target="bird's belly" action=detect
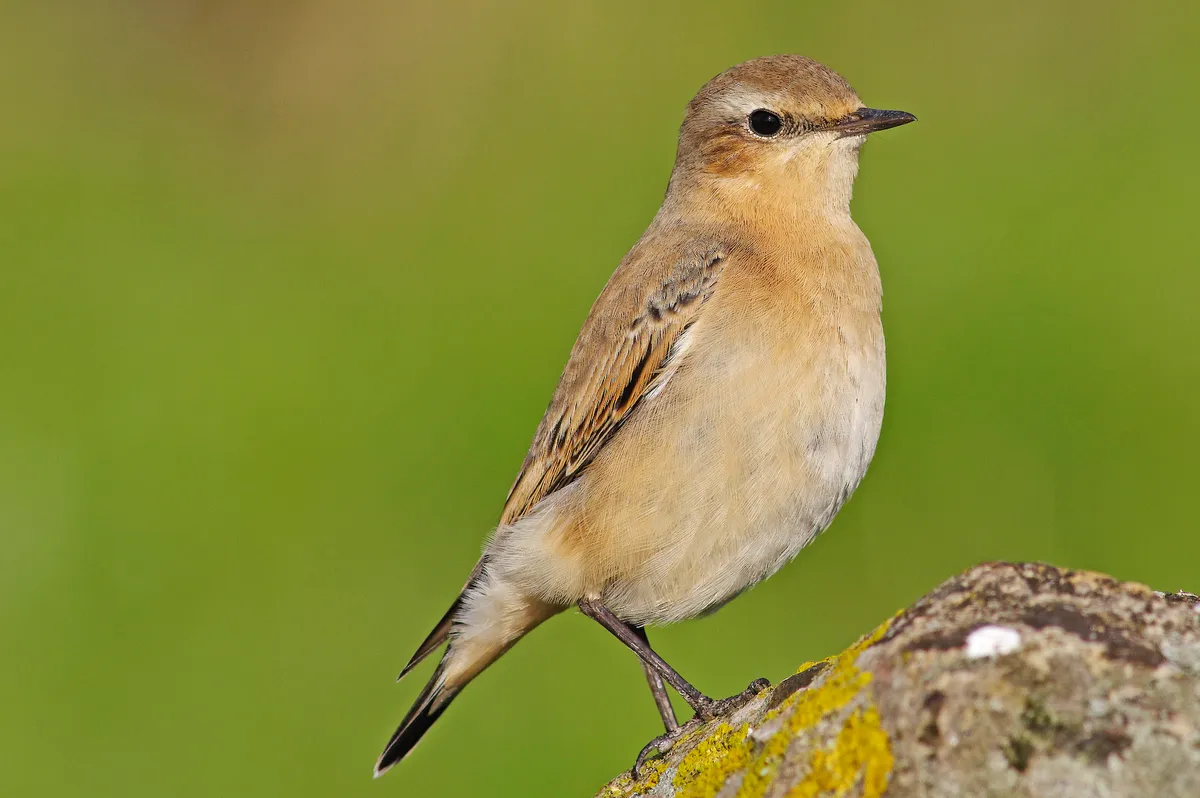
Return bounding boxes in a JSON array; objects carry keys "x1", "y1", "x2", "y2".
[{"x1": 580, "y1": 313, "x2": 886, "y2": 625}]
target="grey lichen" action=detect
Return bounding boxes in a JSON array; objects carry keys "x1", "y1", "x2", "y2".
[{"x1": 596, "y1": 562, "x2": 1200, "y2": 798}]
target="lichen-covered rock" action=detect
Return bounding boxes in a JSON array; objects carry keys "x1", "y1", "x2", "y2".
[{"x1": 596, "y1": 562, "x2": 1200, "y2": 798}]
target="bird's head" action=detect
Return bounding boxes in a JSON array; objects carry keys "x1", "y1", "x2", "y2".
[{"x1": 670, "y1": 55, "x2": 914, "y2": 214}]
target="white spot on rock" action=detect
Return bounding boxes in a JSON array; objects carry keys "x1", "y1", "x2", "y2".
[{"x1": 965, "y1": 625, "x2": 1023, "y2": 659}]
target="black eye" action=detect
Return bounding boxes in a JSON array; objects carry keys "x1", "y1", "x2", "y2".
[{"x1": 748, "y1": 109, "x2": 783, "y2": 137}]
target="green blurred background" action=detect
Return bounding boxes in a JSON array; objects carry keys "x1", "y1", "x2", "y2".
[{"x1": 3, "y1": 1, "x2": 1198, "y2": 795}]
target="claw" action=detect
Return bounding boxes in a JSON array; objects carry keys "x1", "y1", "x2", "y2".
[
  {"x1": 632, "y1": 718, "x2": 698, "y2": 777},
  {"x1": 696, "y1": 677, "x2": 772, "y2": 721},
  {"x1": 629, "y1": 679, "x2": 772, "y2": 777}
]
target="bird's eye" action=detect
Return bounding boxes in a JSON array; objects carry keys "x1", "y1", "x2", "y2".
[{"x1": 748, "y1": 109, "x2": 783, "y2": 137}]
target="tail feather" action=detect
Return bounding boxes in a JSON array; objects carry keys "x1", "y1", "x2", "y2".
[
  {"x1": 376, "y1": 572, "x2": 559, "y2": 776},
  {"x1": 374, "y1": 661, "x2": 460, "y2": 777},
  {"x1": 397, "y1": 596, "x2": 461, "y2": 681},
  {"x1": 398, "y1": 562, "x2": 487, "y2": 681}
]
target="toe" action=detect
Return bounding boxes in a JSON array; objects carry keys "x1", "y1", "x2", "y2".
[{"x1": 633, "y1": 730, "x2": 676, "y2": 776}]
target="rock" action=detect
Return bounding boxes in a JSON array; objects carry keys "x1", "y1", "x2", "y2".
[{"x1": 595, "y1": 562, "x2": 1200, "y2": 798}]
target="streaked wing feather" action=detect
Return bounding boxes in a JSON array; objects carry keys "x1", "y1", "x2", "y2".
[
  {"x1": 499, "y1": 242, "x2": 727, "y2": 527},
  {"x1": 394, "y1": 240, "x2": 727, "y2": 678}
]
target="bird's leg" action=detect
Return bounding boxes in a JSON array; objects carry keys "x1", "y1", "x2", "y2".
[
  {"x1": 632, "y1": 625, "x2": 679, "y2": 733},
  {"x1": 579, "y1": 599, "x2": 701, "y2": 774},
  {"x1": 579, "y1": 598, "x2": 770, "y2": 775},
  {"x1": 578, "y1": 598, "x2": 713, "y2": 715}
]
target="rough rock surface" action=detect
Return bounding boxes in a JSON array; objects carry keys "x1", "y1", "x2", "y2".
[{"x1": 596, "y1": 562, "x2": 1200, "y2": 798}]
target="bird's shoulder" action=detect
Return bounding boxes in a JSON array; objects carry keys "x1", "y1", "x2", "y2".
[{"x1": 498, "y1": 220, "x2": 737, "y2": 527}]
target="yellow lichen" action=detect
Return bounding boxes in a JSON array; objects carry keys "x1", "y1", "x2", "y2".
[
  {"x1": 736, "y1": 618, "x2": 895, "y2": 797},
  {"x1": 611, "y1": 618, "x2": 897, "y2": 798},
  {"x1": 598, "y1": 750, "x2": 670, "y2": 798},
  {"x1": 632, "y1": 755, "x2": 669, "y2": 793},
  {"x1": 788, "y1": 707, "x2": 893, "y2": 798},
  {"x1": 597, "y1": 779, "x2": 629, "y2": 798},
  {"x1": 672, "y1": 722, "x2": 753, "y2": 798}
]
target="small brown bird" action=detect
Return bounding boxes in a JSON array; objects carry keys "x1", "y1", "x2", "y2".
[{"x1": 375, "y1": 54, "x2": 914, "y2": 776}]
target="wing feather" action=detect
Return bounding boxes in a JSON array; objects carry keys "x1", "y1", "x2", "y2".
[
  {"x1": 499, "y1": 240, "x2": 728, "y2": 527},
  {"x1": 396, "y1": 238, "x2": 728, "y2": 677}
]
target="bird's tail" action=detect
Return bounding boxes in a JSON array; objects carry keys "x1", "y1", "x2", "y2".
[
  {"x1": 373, "y1": 657, "x2": 458, "y2": 777},
  {"x1": 374, "y1": 572, "x2": 558, "y2": 777}
]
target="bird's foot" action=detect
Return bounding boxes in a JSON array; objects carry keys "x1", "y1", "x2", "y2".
[
  {"x1": 632, "y1": 719, "x2": 697, "y2": 778},
  {"x1": 630, "y1": 678, "x2": 771, "y2": 778},
  {"x1": 695, "y1": 677, "x2": 772, "y2": 721}
]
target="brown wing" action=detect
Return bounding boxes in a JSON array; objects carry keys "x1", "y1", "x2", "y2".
[
  {"x1": 499, "y1": 238, "x2": 728, "y2": 527},
  {"x1": 397, "y1": 236, "x2": 728, "y2": 680}
]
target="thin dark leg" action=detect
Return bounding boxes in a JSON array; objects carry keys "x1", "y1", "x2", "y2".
[
  {"x1": 632, "y1": 625, "x2": 679, "y2": 733},
  {"x1": 580, "y1": 598, "x2": 772, "y2": 777},
  {"x1": 578, "y1": 598, "x2": 713, "y2": 715}
]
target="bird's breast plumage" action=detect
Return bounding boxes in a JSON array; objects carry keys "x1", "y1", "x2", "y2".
[{"x1": 494, "y1": 229, "x2": 886, "y2": 626}]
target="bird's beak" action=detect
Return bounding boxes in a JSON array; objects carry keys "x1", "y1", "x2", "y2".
[{"x1": 829, "y1": 108, "x2": 917, "y2": 136}]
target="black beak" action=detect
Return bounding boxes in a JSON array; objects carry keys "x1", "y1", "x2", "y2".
[{"x1": 829, "y1": 107, "x2": 917, "y2": 136}]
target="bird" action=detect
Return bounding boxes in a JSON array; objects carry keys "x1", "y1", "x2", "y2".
[{"x1": 374, "y1": 54, "x2": 915, "y2": 777}]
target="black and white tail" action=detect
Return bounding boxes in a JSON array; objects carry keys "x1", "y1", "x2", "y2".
[
  {"x1": 374, "y1": 573, "x2": 557, "y2": 776},
  {"x1": 373, "y1": 656, "x2": 460, "y2": 776}
]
